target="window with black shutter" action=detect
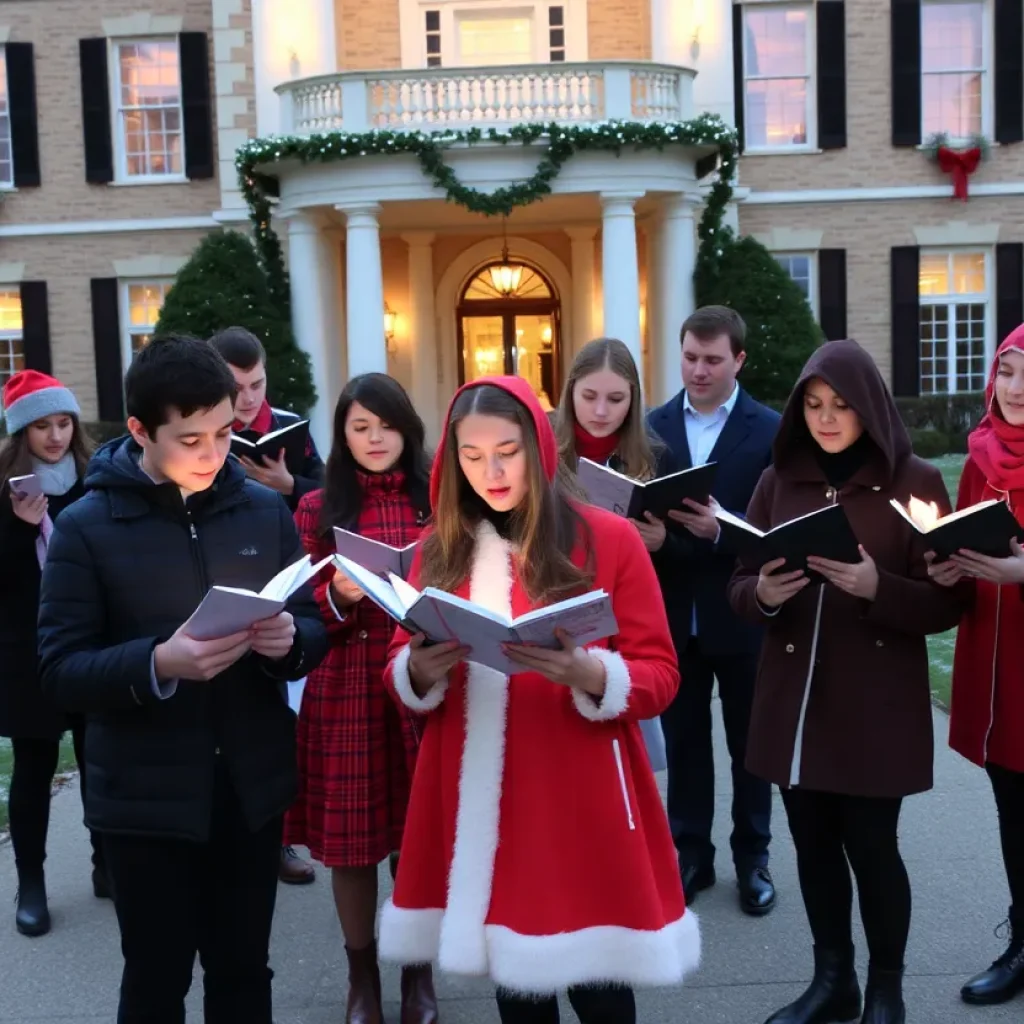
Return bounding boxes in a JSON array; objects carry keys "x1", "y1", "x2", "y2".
[
  {"x1": 548, "y1": 7, "x2": 566, "y2": 62},
  {"x1": 994, "y1": 0, "x2": 1023, "y2": 144},
  {"x1": 891, "y1": 0, "x2": 921, "y2": 147},
  {"x1": 891, "y1": 247, "x2": 922, "y2": 397},
  {"x1": 731, "y1": 4, "x2": 745, "y2": 152},
  {"x1": 816, "y1": 2, "x2": 846, "y2": 150},
  {"x1": 91, "y1": 278, "x2": 125, "y2": 424},
  {"x1": 425, "y1": 11, "x2": 442, "y2": 67},
  {"x1": 5, "y1": 44, "x2": 41, "y2": 188},
  {"x1": 996, "y1": 243, "x2": 1024, "y2": 346},
  {"x1": 79, "y1": 39, "x2": 114, "y2": 184},
  {"x1": 818, "y1": 250, "x2": 848, "y2": 341},
  {"x1": 19, "y1": 281, "x2": 51, "y2": 375},
  {"x1": 179, "y1": 33, "x2": 214, "y2": 180}
]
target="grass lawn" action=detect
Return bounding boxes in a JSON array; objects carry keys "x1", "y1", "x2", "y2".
[{"x1": 0, "y1": 735, "x2": 78, "y2": 833}]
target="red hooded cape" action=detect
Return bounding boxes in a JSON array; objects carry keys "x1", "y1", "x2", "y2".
[{"x1": 377, "y1": 376, "x2": 696, "y2": 994}]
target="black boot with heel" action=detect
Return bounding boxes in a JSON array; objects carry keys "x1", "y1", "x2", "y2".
[
  {"x1": 860, "y1": 965, "x2": 905, "y2": 1024},
  {"x1": 14, "y1": 864, "x2": 50, "y2": 937},
  {"x1": 764, "y1": 946, "x2": 862, "y2": 1024}
]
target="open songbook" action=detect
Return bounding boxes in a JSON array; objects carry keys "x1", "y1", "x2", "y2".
[
  {"x1": 333, "y1": 553, "x2": 620, "y2": 675},
  {"x1": 182, "y1": 553, "x2": 332, "y2": 641},
  {"x1": 334, "y1": 527, "x2": 418, "y2": 579},
  {"x1": 577, "y1": 458, "x2": 717, "y2": 519},
  {"x1": 230, "y1": 419, "x2": 310, "y2": 474},
  {"x1": 890, "y1": 496, "x2": 1024, "y2": 561},
  {"x1": 716, "y1": 504, "x2": 861, "y2": 577}
]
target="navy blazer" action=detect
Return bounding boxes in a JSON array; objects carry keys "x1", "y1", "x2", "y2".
[{"x1": 647, "y1": 387, "x2": 780, "y2": 658}]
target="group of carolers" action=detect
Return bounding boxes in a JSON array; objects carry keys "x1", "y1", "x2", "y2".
[{"x1": 0, "y1": 306, "x2": 1022, "y2": 1024}]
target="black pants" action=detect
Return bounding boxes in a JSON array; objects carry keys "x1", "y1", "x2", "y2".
[
  {"x1": 781, "y1": 788, "x2": 910, "y2": 970},
  {"x1": 8, "y1": 718, "x2": 104, "y2": 872},
  {"x1": 660, "y1": 638, "x2": 772, "y2": 870},
  {"x1": 987, "y1": 762, "x2": 1024, "y2": 927},
  {"x1": 102, "y1": 764, "x2": 283, "y2": 1024},
  {"x1": 496, "y1": 985, "x2": 636, "y2": 1023}
]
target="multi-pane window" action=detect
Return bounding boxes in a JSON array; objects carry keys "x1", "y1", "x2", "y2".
[
  {"x1": 548, "y1": 7, "x2": 566, "y2": 61},
  {"x1": 0, "y1": 288, "x2": 24, "y2": 387},
  {"x1": 775, "y1": 253, "x2": 815, "y2": 313},
  {"x1": 918, "y1": 251, "x2": 989, "y2": 395},
  {"x1": 921, "y1": 1, "x2": 985, "y2": 139},
  {"x1": 113, "y1": 40, "x2": 184, "y2": 180},
  {"x1": 122, "y1": 280, "x2": 172, "y2": 366},
  {"x1": 743, "y1": 5, "x2": 813, "y2": 149},
  {"x1": 425, "y1": 10, "x2": 442, "y2": 67},
  {"x1": 0, "y1": 49, "x2": 12, "y2": 188},
  {"x1": 456, "y1": 13, "x2": 534, "y2": 66}
]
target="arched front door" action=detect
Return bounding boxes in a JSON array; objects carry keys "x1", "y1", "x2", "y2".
[{"x1": 456, "y1": 262, "x2": 561, "y2": 411}]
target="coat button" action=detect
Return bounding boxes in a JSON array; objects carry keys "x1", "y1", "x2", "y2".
[
  {"x1": 825, "y1": 487, "x2": 836, "y2": 501},
  {"x1": 876, "y1": 639, "x2": 884, "y2": 647},
  {"x1": 358, "y1": 630, "x2": 368, "y2": 640},
  {"x1": 785, "y1": 643, "x2": 795, "y2": 653}
]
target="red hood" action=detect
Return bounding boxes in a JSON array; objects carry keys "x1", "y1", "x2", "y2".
[
  {"x1": 429, "y1": 375, "x2": 558, "y2": 510},
  {"x1": 984, "y1": 324, "x2": 1024, "y2": 420}
]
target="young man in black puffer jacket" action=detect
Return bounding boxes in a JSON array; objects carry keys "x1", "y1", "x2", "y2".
[{"x1": 37, "y1": 335, "x2": 328, "y2": 1024}]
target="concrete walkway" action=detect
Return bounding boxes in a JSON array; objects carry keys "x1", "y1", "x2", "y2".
[{"x1": 0, "y1": 706, "x2": 1017, "y2": 1023}]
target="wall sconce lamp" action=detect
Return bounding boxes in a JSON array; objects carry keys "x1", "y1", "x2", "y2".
[{"x1": 384, "y1": 302, "x2": 397, "y2": 351}]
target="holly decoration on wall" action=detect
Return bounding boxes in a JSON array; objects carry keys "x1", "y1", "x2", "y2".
[
  {"x1": 925, "y1": 132, "x2": 990, "y2": 201},
  {"x1": 235, "y1": 116, "x2": 739, "y2": 321}
]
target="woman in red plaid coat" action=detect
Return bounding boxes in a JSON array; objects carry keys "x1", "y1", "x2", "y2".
[{"x1": 285, "y1": 373, "x2": 434, "y2": 1024}]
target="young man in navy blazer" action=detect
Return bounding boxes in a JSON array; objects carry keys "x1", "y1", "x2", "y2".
[{"x1": 647, "y1": 305, "x2": 781, "y2": 915}]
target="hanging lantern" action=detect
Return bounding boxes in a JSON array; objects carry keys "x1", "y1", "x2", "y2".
[{"x1": 488, "y1": 242, "x2": 523, "y2": 297}]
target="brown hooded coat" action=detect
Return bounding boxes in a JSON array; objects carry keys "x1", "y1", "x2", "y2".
[{"x1": 727, "y1": 340, "x2": 964, "y2": 798}]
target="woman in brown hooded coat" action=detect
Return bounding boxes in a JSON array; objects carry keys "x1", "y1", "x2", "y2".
[{"x1": 728, "y1": 340, "x2": 964, "y2": 1024}]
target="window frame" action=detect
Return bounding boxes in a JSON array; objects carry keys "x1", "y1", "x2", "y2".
[
  {"x1": 741, "y1": 0, "x2": 818, "y2": 153},
  {"x1": 917, "y1": 247, "x2": 994, "y2": 395},
  {"x1": 108, "y1": 37, "x2": 187, "y2": 185},
  {"x1": 919, "y1": 0, "x2": 993, "y2": 144},
  {"x1": 0, "y1": 285, "x2": 24, "y2": 387},
  {"x1": 119, "y1": 278, "x2": 173, "y2": 371},
  {"x1": 774, "y1": 251, "x2": 819, "y2": 319},
  {"x1": 0, "y1": 47, "x2": 12, "y2": 189}
]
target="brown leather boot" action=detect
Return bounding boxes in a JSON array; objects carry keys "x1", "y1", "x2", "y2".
[
  {"x1": 401, "y1": 964, "x2": 439, "y2": 1024},
  {"x1": 279, "y1": 845, "x2": 316, "y2": 885},
  {"x1": 345, "y1": 941, "x2": 383, "y2": 1024}
]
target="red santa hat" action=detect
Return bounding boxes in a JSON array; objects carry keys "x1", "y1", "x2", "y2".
[{"x1": 2, "y1": 369, "x2": 81, "y2": 436}]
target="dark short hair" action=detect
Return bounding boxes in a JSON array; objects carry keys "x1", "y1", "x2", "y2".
[
  {"x1": 208, "y1": 326, "x2": 266, "y2": 371},
  {"x1": 126, "y1": 334, "x2": 238, "y2": 436},
  {"x1": 680, "y1": 305, "x2": 747, "y2": 357}
]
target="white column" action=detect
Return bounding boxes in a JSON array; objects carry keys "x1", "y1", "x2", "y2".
[
  {"x1": 644, "y1": 219, "x2": 662, "y2": 397},
  {"x1": 403, "y1": 232, "x2": 440, "y2": 443},
  {"x1": 600, "y1": 192, "x2": 644, "y2": 370},
  {"x1": 338, "y1": 203, "x2": 387, "y2": 378},
  {"x1": 566, "y1": 226, "x2": 597, "y2": 355},
  {"x1": 650, "y1": 0, "x2": 689, "y2": 64},
  {"x1": 319, "y1": 227, "x2": 346, "y2": 423},
  {"x1": 653, "y1": 194, "x2": 697, "y2": 406},
  {"x1": 286, "y1": 211, "x2": 332, "y2": 453}
]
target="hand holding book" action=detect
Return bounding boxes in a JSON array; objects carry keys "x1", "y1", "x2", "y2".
[
  {"x1": 943, "y1": 538, "x2": 1024, "y2": 586},
  {"x1": 755, "y1": 558, "x2": 810, "y2": 609},
  {"x1": 807, "y1": 545, "x2": 879, "y2": 600},
  {"x1": 503, "y1": 627, "x2": 608, "y2": 697}
]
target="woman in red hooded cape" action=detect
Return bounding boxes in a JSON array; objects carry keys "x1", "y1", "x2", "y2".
[
  {"x1": 378, "y1": 376, "x2": 698, "y2": 1022},
  {"x1": 931, "y1": 326, "x2": 1024, "y2": 1007}
]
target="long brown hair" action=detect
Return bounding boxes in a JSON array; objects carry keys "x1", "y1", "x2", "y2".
[
  {"x1": 0, "y1": 419, "x2": 95, "y2": 493},
  {"x1": 418, "y1": 384, "x2": 593, "y2": 604},
  {"x1": 556, "y1": 337, "x2": 661, "y2": 480}
]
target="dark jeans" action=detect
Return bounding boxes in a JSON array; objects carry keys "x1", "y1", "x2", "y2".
[
  {"x1": 987, "y1": 762, "x2": 1024, "y2": 926},
  {"x1": 660, "y1": 638, "x2": 772, "y2": 871},
  {"x1": 102, "y1": 763, "x2": 283, "y2": 1024},
  {"x1": 496, "y1": 985, "x2": 636, "y2": 1023},
  {"x1": 781, "y1": 788, "x2": 911, "y2": 970},
  {"x1": 8, "y1": 718, "x2": 104, "y2": 872}
]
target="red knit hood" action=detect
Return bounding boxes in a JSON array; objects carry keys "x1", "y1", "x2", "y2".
[{"x1": 430, "y1": 375, "x2": 558, "y2": 510}]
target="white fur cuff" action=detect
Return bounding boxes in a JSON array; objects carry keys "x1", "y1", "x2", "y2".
[
  {"x1": 391, "y1": 643, "x2": 448, "y2": 712},
  {"x1": 571, "y1": 647, "x2": 631, "y2": 721}
]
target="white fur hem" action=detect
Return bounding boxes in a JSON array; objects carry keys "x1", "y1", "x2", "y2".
[
  {"x1": 571, "y1": 647, "x2": 631, "y2": 721},
  {"x1": 378, "y1": 900, "x2": 443, "y2": 965},
  {"x1": 391, "y1": 643, "x2": 448, "y2": 712}
]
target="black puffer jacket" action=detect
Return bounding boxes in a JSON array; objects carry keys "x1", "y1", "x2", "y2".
[{"x1": 37, "y1": 437, "x2": 328, "y2": 841}]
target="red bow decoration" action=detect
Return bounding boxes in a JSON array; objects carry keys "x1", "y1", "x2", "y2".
[{"x1": 937, "y1": 145, "x2": 982, "y2": 201}]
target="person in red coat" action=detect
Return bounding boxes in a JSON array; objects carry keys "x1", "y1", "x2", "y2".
[
  {"x1": 378, "y1": 375, "x2": 698, "y2": 1023},
  {"x1": 284, "y1": 373, "x2": 435, "y2": 1024},
  {"x1": 929, "y1": 327, "x2": 1024, "y2": 1007}
]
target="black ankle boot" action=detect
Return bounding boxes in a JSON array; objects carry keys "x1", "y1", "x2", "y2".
[
  {"x1": 860, "y1": 965, "x2": 905, "y2": 1023},
  {"x1": 961, "y1": 911, "x2": 1024, "y2": 1005},
  {"x1": 764, "y1": 946, "x2": 862, "y2": 1024},
  {"x1": 14, "y1": 865, "x2": 50, "y2": 937}
]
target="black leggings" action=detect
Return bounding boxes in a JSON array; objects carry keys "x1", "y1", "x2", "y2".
[
  {"x1": 781, "y1": 788, "x2": 910, "y2": 971},
  {"x1": 987, "y1": 762, "x2": 1024, "y2": 926},
  {"x1": 495, "y1": 985, "x2": 636, "y2": 1023},
  {"x1": 8, "y1": 719, "x2": 103, "y2": 871}
]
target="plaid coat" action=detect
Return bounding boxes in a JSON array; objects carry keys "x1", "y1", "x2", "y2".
[{"x1": 285, "y1": 473, "x2": 427, "y2": 866}]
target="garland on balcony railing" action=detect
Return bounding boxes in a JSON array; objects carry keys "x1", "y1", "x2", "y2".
[{"x1": 235, "y1": 116, "x2": 739, "y2": 318}]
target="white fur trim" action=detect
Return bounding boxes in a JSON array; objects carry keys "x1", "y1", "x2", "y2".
[
  {"x1": 436, "y1": 520, "x2": 514, "y2": 975},
  {"x1": 488, "y1": 910, "x2": 701, "y2": 995},
  {"x1": 391, "y1": 643, "x2": 448, "y2": 712},
  {"x1": 571, "y1": 647, "x2": 631, "y2": 721},
  {"x1": 379, "y1": 900, "x2": 443, "y2": 965}
]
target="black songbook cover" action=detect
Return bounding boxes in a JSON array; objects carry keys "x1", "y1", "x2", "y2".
[
  {"x1": 230, "y1": 419, "x2": 309, "y2": 475},
  {"x1": 577, "y1": 458, "x2": 718, "y2": 519},
  {"x1": 890, "y1": 497, "x2": 1024, "y2": 561}
]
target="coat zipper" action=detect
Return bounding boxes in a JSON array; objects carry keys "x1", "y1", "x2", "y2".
[
  {"x1": 612, "y1": 738, "x2": 636, "y2": 831},
  {"x1": 787, "y1": 485, "x2": 836, "y2": 787},
  {"x1": 185, "y1": 508, "x2": 218, "y2": 755}
]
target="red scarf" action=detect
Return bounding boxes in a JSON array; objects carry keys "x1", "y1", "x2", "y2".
[
  {"x1": 968, "y1": 329, "x2": 1024, "y2": 519},
  {"x1": 233, "y1": 399, "x2": 273, "y2": 435},
  {"x1": 573, "y1": 421, "x2": 620, "y2": 465}
]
